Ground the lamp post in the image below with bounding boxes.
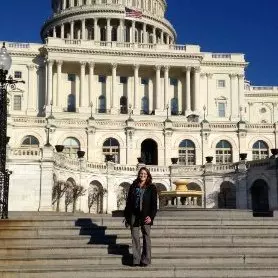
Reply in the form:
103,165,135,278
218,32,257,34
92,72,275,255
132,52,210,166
0,43,25,219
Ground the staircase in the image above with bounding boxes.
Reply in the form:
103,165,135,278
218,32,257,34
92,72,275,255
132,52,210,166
0,210,278,278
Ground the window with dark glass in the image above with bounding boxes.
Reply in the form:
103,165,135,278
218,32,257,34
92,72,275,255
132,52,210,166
103,137,120,163
13,95,22,111
98,95,106,113
178,139,196,165
252,140,269,160
141,78,149,85
68,74,76,82
14,71,22,79
21,136,39,147
141,96,149,114
99,75,106,83
216,140,232,164
120,76,128,84
120,96,128,114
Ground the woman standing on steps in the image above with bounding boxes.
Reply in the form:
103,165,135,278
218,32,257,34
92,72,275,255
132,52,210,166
124,167,158,267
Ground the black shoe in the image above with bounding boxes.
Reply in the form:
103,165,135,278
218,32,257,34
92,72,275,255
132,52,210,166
140,262,148,267
133,263,140,267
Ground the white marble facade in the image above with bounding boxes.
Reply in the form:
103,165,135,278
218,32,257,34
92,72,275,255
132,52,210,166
3,0,278,213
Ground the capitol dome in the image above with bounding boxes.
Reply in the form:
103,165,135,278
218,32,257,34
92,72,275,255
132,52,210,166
41,0,176,44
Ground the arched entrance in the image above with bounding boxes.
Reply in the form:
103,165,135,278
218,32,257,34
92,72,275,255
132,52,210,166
218,182,236,209
141,139,158,165
251,180,269,212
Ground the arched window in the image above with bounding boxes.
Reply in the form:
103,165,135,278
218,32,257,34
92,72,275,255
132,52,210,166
120,96,128,114
98,95,106,113
171,97,178,115
141,96,149,114
252,140,269,160
63,137,80,158
178,140,196,165
103,138,120,163
216,140,232,164
21,136,40,147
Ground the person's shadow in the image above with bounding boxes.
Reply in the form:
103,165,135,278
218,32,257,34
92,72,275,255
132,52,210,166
75,218,133,266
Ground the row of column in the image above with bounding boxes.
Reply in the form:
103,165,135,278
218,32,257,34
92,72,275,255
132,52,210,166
46,60,200,114
58,0,164,17
51,18,173,44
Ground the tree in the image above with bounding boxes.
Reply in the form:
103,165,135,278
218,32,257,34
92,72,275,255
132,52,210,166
72,184,86,213
88,187,107,213
52,180,70,212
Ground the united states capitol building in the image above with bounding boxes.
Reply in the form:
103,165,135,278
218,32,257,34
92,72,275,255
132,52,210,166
3,0,278,214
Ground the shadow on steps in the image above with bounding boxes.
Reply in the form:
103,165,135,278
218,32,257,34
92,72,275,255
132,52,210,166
75,218,133,266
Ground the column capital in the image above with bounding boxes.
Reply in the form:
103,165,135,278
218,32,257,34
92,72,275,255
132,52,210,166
112,63,117,69
229,73,237,78
238,74,245,79
56,60,63,66
47,60,54,66
193,67,201,73
80,61,86,66
155,65,161,71
164,65,170,71
89,62,95,68
27,64,36,70
200,72,206,78
206,73,213,78
133,64,140,70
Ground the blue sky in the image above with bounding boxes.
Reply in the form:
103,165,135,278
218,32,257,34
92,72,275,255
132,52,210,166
1,0,277,85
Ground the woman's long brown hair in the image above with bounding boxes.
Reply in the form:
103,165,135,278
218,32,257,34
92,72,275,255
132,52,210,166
135,167,153,187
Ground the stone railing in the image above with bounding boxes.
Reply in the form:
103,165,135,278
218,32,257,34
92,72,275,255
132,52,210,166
47,38,201,54
212,163,238,173
8,147,42,158
12,117,46,126
247,159,270,169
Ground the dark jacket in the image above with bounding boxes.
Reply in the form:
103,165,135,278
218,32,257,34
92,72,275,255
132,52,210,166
124,181,157,226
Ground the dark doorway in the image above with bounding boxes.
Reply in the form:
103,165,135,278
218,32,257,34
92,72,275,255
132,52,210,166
218,182,236,209
141,139,158,165
251,180,269,212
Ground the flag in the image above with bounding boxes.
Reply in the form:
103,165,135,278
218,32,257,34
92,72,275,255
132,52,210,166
125,7,142,19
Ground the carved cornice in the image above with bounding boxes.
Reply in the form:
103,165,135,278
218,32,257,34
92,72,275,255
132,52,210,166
202,61,248,68
44,46,203,60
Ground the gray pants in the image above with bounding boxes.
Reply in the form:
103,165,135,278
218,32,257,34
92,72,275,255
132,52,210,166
131,224,151,265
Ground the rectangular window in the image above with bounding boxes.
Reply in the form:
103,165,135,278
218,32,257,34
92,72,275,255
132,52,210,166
120,76,128,84
68,74,76,82
170,78,178,86
218,103,226,117
217,80,226,88
14,71,22,79
141,78,149,85
99,75,106,83
14,95,22,111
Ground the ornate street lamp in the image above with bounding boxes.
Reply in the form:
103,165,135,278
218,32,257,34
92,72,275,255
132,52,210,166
0,43,25,219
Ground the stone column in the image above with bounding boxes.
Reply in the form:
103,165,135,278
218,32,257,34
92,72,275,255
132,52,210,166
119,19,124,42
62,0,66,10
89,62,95,105
230,73,238,120
61,24,65,39
47,60,54,106
111,63,118,114
53,27,57,38
185,67,191,114
133,64,140,114
132,21,136,43
56,60,63,107
155,65,161,112
94,19,98,41
164,66,169,110
206,73,213,118
70,21,74,39
238,74,245,118
27,64,36,114
194,67,200,113
106,18,111,41
143,23,147,43
153,27,156,44
80,62,86,107
166,34,170,44
82,19,86,40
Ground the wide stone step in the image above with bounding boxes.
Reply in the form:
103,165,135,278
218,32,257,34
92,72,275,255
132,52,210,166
1,253,278,266
2,234,278,246
0,264,278,278
1,225,278,237
1,244,278,257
